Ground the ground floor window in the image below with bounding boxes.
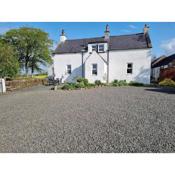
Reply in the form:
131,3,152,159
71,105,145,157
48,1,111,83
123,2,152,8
67,65,72,74
92,64,97,75
127,63,133,74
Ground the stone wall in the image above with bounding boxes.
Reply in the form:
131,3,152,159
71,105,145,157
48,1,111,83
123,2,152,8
6,78,47,91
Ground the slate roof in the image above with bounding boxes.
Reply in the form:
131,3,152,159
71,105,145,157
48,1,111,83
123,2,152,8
54,33,152,54
152,54,175,68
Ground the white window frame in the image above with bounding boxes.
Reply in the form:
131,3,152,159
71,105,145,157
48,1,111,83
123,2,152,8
92,44,97,51
67,64,72,74
98,44,104,52
127,63,133,74
92,64,98,75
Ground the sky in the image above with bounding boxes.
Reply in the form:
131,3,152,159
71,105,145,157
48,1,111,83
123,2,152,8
0,22,175,58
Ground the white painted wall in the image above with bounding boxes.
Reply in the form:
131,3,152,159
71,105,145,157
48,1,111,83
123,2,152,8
109,49,151,84
53,53,82,82
84,51,107,83
52,48,152,84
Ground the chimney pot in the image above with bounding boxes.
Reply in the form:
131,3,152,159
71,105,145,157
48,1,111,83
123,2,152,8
104,24,110,40
60,29,67,43
143,24,149,35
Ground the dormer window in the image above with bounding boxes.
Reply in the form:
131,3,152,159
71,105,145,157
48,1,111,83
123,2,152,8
98,44,104,52
92,44,97,51
88,43,107,53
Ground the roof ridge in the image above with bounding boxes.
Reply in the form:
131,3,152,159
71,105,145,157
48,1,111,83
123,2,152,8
65,33,144,41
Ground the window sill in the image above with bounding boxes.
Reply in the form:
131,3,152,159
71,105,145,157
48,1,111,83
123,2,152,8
98,51,106,53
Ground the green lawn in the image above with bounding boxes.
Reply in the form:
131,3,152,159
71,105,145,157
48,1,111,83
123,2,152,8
15,74,48,80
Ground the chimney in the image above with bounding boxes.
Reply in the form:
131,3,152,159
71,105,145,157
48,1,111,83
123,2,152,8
143,24,149,35
60,29,67,43
104,24,110,40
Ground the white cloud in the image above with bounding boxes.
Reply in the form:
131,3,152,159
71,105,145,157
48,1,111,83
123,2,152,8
129,24,137,29
161,38,175,55
121,24,137,34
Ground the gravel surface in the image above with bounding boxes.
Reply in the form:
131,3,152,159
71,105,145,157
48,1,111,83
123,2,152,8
0,85,175,153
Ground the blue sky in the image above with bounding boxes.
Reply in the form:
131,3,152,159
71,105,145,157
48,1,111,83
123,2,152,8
0,22,175,58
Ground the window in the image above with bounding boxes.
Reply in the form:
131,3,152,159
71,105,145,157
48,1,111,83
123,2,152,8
67,65,71,74
92,64,97,75
127,63,133,74
92,45,97,51
98,44,104,52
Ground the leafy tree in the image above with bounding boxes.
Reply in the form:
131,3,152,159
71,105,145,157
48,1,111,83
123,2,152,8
0,40,19,78
4,27,53,75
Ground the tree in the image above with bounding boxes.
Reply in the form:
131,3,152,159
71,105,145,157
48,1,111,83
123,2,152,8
4,27,53,75
0,40,19,78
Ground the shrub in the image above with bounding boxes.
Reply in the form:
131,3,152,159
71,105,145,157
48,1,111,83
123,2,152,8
95,80,102,86
129,81,144,86
75,82,85,89
61,83,78,90
76,77,89,86
159,79,175,87
113,79,118,83
61,84,72,90
112,80,128,86
118,80,127,86
86,83,96,88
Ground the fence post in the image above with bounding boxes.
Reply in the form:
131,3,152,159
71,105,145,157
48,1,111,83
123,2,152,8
0,78,6,93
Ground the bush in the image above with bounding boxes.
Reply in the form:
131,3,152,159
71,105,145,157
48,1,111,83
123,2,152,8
159,79,175,87
95,80,102,86
118,80,127,86
75,82,85,89
76,77,89,86
61,84,72,90
61,83,78,90
112,79,118,86
129,81,144,86
86,83,96,88
113,79,118,83
112,79,128,86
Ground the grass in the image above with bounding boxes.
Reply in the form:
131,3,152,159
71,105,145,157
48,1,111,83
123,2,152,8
15,74,48,80
32,74,48,79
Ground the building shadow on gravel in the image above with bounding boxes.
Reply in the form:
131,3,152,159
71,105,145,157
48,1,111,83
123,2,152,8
145,87,175,94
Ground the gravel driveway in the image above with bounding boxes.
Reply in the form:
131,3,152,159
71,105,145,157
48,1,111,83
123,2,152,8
0,85,175,153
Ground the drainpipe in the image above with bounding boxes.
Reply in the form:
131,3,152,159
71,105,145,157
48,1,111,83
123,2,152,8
81,46,86,78
107,49,109,84
81,52,84,78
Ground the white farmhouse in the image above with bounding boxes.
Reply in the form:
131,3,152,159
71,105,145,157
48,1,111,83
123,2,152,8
50,24,152,84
